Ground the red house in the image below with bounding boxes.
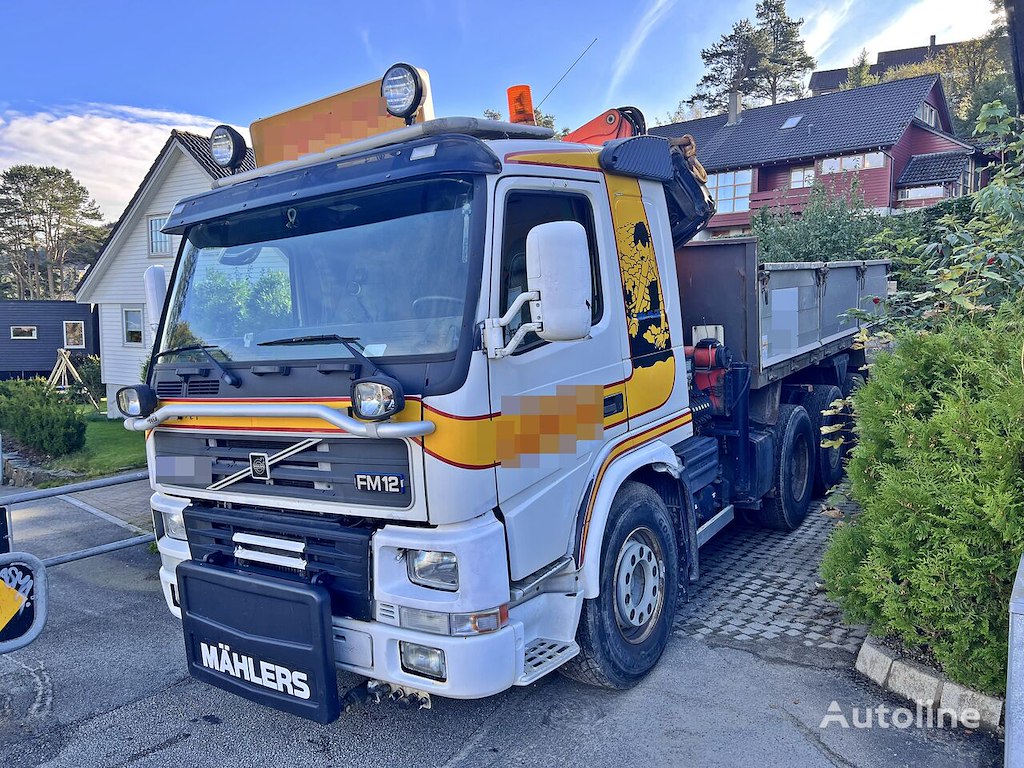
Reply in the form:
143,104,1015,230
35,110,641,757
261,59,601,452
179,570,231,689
650,75,981,237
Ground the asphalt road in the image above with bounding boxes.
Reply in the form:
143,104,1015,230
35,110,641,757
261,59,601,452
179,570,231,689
0,487,1004,768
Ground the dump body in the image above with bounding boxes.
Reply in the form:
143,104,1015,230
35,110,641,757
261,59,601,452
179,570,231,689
676,237,888,388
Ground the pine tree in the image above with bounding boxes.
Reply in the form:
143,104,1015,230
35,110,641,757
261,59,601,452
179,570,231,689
842,49,880,90
688,19,767,112
751,0,815,104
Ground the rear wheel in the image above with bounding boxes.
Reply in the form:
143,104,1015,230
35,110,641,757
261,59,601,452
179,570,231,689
801,384,845,496
560,482,679,689
756,404,814,531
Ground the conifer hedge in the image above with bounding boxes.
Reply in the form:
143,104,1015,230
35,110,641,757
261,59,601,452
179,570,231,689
0,378,86,456
821,304,1024,694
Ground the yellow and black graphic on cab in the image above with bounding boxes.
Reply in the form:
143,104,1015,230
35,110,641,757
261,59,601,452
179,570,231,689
611,180,672,367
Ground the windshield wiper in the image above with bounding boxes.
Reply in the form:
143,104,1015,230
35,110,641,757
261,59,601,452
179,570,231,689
258,334,384,376
153,344,241,388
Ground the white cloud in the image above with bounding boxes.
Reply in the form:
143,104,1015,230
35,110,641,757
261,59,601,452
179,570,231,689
606,0,677,103
826,0,996,69
802,0,856,61
0,103,240,221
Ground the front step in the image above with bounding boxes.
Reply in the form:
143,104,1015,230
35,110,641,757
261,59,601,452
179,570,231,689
516,638,580,685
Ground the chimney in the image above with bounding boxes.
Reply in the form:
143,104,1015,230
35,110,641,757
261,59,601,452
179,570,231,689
727,92,742,126
929,34,936,49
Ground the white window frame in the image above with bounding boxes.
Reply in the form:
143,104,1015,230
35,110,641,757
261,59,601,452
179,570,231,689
898,185,946,201
122,307,144,346
63,320,86,349
916,102,938,127
789,166,815,189
10,325,37,340
148,215,171,256
820,152,885,175
706,169,753,214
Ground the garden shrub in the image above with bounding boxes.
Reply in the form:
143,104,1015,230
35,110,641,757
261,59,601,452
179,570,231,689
0,378,87,456
821,302,1024,694
751,176,883,263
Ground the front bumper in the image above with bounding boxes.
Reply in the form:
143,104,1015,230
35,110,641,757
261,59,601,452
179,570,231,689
158,533,518,698
333,617,519,699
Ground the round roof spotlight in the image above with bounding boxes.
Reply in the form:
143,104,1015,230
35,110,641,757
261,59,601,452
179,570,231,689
381,63,424,125
210,124,247,171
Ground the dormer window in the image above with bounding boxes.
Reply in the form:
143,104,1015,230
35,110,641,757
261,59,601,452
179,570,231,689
780,115,803,130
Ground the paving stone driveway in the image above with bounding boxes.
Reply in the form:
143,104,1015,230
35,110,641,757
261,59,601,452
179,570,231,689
676,495,868,655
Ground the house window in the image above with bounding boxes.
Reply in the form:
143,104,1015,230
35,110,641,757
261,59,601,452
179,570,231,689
123,307,143,345
780,115,803,130
789,166,815,189
916,102,938,127
149,216,170,255
10,326,37,340
898,185,946,200
820,152,885,174
63,320,86,349
706,169,752,214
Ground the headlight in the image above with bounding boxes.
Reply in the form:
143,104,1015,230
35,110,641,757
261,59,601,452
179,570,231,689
399,641,446,681
407,550,459,591
381,63,424,122
210,124,247,170
116,385,158,417
161,509,187,540
351,377,405,421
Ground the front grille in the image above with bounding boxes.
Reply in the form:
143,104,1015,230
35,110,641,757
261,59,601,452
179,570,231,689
188,379,220,396
185,502,373,620
153,431,412,508
154,379,221,397
156,381,183,398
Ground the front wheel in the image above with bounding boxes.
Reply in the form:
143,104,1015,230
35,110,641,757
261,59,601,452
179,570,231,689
560,482,679,689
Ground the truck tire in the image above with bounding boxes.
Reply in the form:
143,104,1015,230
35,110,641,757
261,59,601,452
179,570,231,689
841,373,865,398
801,385,845,496
756,404,814,531
560,482,679,689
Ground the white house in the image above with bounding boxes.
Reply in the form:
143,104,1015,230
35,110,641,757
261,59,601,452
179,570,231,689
76,131,254,416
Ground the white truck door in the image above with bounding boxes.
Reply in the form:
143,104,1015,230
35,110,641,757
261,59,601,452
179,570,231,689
487,176,629,580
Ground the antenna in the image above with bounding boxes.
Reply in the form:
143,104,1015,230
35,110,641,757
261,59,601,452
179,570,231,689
536,37,598,110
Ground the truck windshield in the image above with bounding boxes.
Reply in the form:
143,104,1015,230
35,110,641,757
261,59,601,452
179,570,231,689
158,176,477,364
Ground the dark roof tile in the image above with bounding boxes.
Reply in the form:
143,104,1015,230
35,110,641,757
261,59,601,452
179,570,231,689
172,130,256,178
649,75,941,172
897,150,971,186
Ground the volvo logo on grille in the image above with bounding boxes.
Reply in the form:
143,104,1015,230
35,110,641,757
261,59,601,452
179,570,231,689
249,453,271,481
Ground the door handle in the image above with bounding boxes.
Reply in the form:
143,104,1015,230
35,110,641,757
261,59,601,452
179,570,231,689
603,393,624,417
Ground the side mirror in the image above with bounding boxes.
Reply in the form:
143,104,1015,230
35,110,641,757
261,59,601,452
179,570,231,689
144,265,167,333
526,221,591,341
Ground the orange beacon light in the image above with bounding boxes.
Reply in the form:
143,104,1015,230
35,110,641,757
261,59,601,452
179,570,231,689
506,85,536,125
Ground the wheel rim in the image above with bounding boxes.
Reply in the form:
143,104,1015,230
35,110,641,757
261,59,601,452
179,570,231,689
613,526,666,644
790,431,811,501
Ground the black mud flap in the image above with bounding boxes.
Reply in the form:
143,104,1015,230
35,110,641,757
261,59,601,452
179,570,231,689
176,560,340,724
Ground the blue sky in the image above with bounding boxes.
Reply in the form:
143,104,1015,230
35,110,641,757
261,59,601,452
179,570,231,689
0,0,996,218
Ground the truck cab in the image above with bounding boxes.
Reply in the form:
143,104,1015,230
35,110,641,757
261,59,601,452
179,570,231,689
118,67,882,722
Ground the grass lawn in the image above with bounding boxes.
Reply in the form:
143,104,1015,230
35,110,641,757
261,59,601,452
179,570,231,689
42,403,147,479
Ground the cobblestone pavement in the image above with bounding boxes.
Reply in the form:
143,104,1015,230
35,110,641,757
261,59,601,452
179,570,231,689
676,495,868,655
64,478,154,531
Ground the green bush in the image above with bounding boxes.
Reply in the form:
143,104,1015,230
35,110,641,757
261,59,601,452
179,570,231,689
0,378,87,456
821,302,1024,694
751,176,883,263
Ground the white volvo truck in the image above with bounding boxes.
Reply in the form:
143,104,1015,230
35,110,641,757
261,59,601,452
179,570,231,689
117,65,887,722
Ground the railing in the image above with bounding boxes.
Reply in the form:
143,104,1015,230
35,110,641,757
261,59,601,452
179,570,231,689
748,186,812,213
0,470,152,653
1008,554,1024,766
